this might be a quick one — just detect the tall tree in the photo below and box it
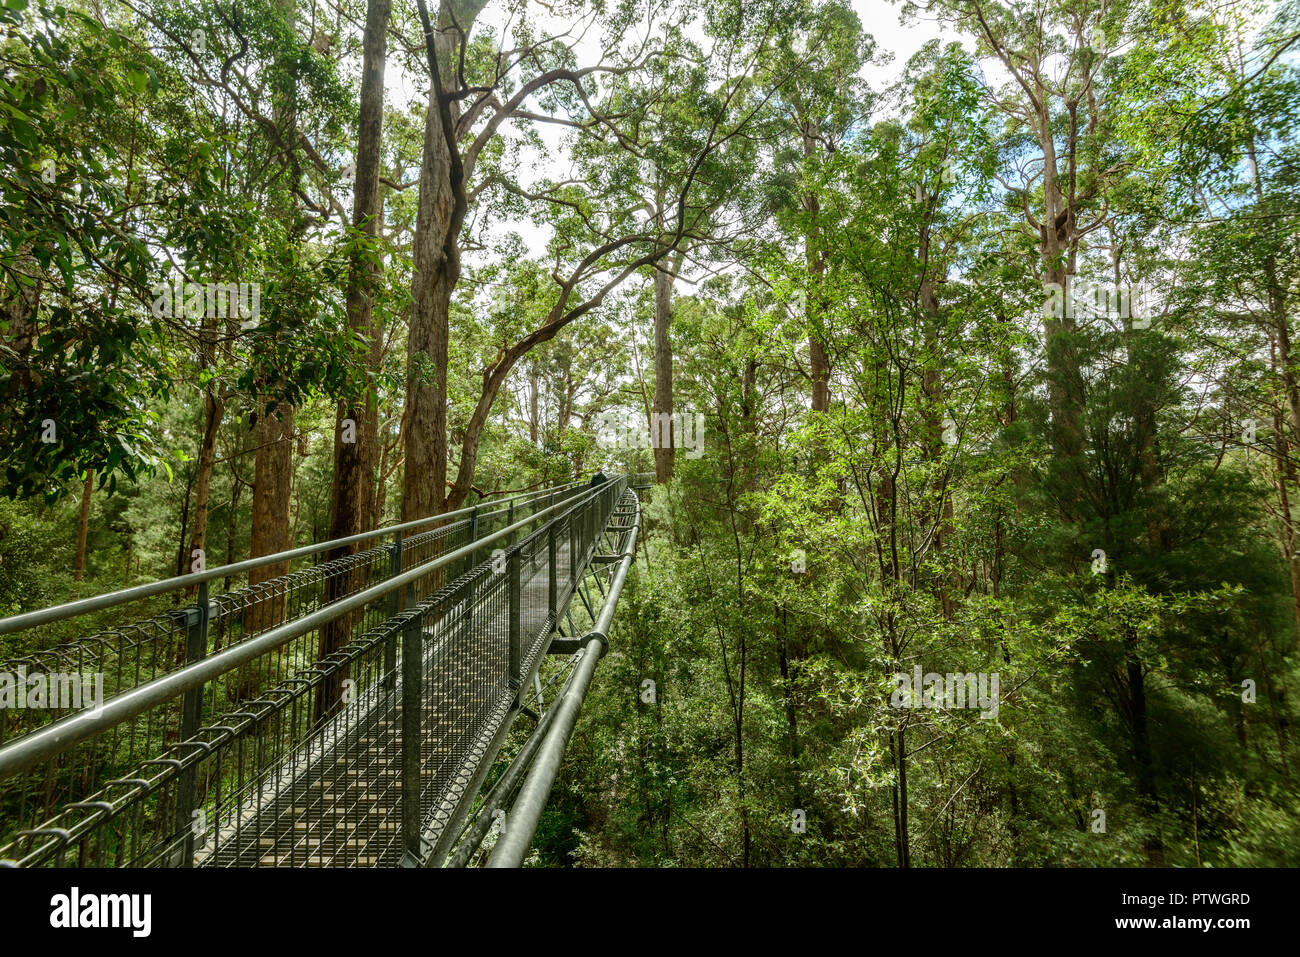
[401,0,785,516]
[915,0,1133,462]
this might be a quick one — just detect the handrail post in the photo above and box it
[387,534,404,614]
[547,522,558,624]
[508,548,521,706]
[466,506,480,579]
[174,578,209,867]
[570,511,579,590]
[400,609,423,866]
[384,535,403,692]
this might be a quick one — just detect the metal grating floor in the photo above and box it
[198,540,580,868]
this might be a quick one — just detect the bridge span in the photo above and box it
[0,475,644,867]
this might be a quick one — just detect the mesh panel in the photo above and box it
[0,481,629,868]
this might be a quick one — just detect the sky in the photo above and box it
[853,0,950,88]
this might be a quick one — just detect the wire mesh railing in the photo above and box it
[439,490,641,868]
[0,477,627,867]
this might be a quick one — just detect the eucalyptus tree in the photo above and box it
[315,0,394,719]
[327,0,393,551]
[564,20,763,484]
[906,0,1145,464]
[1113,0,1300,635]
[759,0,874,418]
[399,0,793,518]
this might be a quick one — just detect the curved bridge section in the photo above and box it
[0,476,643,868]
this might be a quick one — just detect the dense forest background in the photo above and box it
[2,0,1300,866]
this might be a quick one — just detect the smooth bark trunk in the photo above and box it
[73,472,93,583]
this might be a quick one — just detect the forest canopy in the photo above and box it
[1,0,1299,867]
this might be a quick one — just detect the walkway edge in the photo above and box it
[485,491,640,867]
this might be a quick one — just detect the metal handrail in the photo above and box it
[0,476,627,780]
[486,490,640,867]
[0,481,583,636]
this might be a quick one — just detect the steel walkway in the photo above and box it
[0,475,644,868]
[197,536,568,867]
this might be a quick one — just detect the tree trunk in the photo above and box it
[558,371,574,443]
[808,337,830,413]
[1036,102,1086,462]
[528,362,541,445]
[401,91,458,520]
[1125,645,1159,856]
[175,470,193,579]
[1271,398,1300,640]
[365,289,384,530]
[246,0,300,626]
[776,603,798,761]
[2,243,41,403]
[401,0,486,520]
[329,0,390,547]
[188,373,224,586]
[375,424,392,527]
[73,471,93,583]
[223,470,245,594]
[318,0,392,724]
[918,194,954,615]
[803,131,830,415]
[652,252,679,483]
[248,404,295,619]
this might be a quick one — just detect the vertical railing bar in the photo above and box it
[400,608,423,865]
[384,534,403,693]
[509,548,522,707]
[547,522,558,624]
[570,512,578,592]
[174,578,209,867]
